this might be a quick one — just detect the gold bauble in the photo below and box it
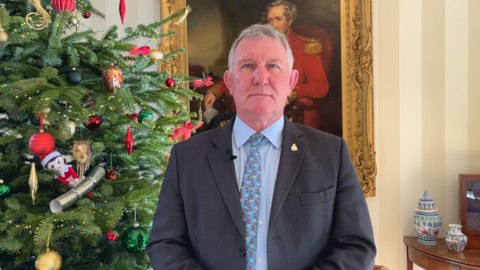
[43,119,50,126]
[35,249,62,270]
[0,28,8,44]
[148,49,164,62]
[60,120,76,140]
[69,15,79,26]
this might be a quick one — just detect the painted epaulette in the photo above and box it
[298,35,323,55]
[219,119,230,127]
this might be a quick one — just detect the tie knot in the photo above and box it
[251,133,265,147]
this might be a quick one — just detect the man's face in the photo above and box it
[266,5,293,33]
[224,37,298,126]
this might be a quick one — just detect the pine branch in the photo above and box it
[39,67,59,79]
[102,25,119,41]
[72,45,98,63]
[112,42,132,51]
[1,62,40,77]
[0,78,47,95]
[4,197,21,211]
[152,31,177,40]
[157,48,186,63]
[41,51,63,67]
[148,6,192,29]
[0,235,22,254]
[19,88,60,111]
[59,88,85,112]
[75,0,105,19]
[66,46,80,67]
[61,29,95,43]
[0,42,8,58]
[0,135,18,146]
[129,57,151,73]
[12,45,41,62]
[49,11,70,49]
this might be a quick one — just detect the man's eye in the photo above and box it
[58,160,61,164]
[243,64,253,68]
[268,64,278,69]
[51,165,54,168]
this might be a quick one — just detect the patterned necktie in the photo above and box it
[240,133,265,270]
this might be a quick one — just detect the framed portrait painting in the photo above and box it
[158,0,376,197]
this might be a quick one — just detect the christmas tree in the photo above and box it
[0,0,200,269]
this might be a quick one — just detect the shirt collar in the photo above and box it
[233,115,284,149]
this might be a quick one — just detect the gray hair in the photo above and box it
[228,24,294,71]
[262,0,298,22]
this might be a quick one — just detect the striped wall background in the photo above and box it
[90,0,480,269]
[374,0,480,268]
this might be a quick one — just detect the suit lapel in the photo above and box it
[269,119,307,230]
[207,119,245,239]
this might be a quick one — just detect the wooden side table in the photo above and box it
[404,236,480,270]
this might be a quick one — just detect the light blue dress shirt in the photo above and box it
[232,116,283,269]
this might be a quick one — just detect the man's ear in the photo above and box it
[288,69,299,94]
[224,70,232,94]
[287,19,293,27]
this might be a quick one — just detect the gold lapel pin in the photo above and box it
[291,143,298,152]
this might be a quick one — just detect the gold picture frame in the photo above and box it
[158,0,376,197]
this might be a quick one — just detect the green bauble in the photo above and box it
[121,225,149,253]
[138,110,154,124]
[0,181,11,197]
[66,68,82,85]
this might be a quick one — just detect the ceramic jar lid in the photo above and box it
[416,191,437,212]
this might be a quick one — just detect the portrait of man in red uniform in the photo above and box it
[202,0,334,131]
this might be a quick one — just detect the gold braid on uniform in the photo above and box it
[297,35,323,55]
[219,119,230,127]
[205,84,221,99]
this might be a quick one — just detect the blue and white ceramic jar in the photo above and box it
[444,224,468,252]
[413,191,442,245]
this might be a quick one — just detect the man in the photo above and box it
[204,0,329,130]
[147,24,375,270]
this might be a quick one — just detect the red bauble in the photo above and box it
[82,11,91,19]
[129,113,138,121]
[105,169,117,180]
[29,131,55,156]
[86,192,99,199]
[102,64,123,94]
[125,126,134,155]
[84,116,103,132]
[165,78,175,88]
[106,230,118,241]
[119,0,126,24]
[50,0,76,13]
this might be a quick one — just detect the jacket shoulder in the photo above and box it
[293,122,343,145]
[172,128,219,156]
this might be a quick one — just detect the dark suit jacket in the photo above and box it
[147,117,376,270]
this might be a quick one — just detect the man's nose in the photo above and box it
[253,66,269,85]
